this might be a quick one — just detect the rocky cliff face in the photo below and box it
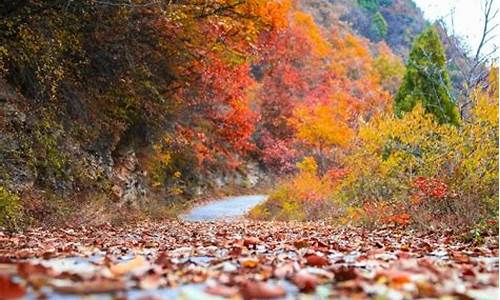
[0,79,152,220]
[0,82,35,193]
[111,151,147,207]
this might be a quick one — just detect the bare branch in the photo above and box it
[474,0,498,62]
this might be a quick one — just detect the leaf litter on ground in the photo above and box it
[0,220,498,299]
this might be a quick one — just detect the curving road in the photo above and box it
[181,194,268,222]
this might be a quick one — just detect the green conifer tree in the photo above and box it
[394,27,460,125]
[371,12,388,41]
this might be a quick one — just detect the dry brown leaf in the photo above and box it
[273,263,294,279]
[241,258,259,268]
[293,239,310,249]
[291,270,318,292]
[229,246,243,257]
[52,278,126,294]
[110,256,148,276]
[239,281,286,300]
[0,276,27,299]
[376,270,412,287]
[17,262,55,279]
[243,237,260,248]
[205,284,239,298]
[333,267,358,282]
[139,274,164,290]
[305,255,329,267]
[416,280,437,298]
[450,251,470,263]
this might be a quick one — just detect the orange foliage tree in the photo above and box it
[255,8,393,174]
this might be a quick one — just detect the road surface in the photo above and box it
[181,194,268,221]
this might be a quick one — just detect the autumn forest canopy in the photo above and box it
[0,0,498,238]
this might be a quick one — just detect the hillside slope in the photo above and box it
[298,0,427,56]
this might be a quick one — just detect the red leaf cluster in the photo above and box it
[413,176,449,199]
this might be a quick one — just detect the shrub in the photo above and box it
[249,157,344,221]
[373,43,405,94]
[0,187,22,230]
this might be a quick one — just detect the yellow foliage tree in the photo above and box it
[249,156,339,221]
[292,11,331,57]
[373,43,405,95]
[290,99,353,172]
[291,100,353,150]
[457,67,498,214]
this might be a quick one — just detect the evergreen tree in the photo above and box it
[371,12,388,41]
[394,26,460,125]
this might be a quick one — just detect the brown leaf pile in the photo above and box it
[0,220,497,299]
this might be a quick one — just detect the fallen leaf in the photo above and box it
[17,262,55,278]
[291,270,318,292]
[294,239,310,249]
[462,268,475,277]
[205,284,239,298]
[333,267,357,282]
[391,273,411,286]
[139,274,164,290]
[228,246,243,256]
[155,252,171,267]
[376,270,412,287]
[239,280,286,299]
[400,244,411,252]
[416,280,437,298]
[241,258,259,268]
[0,276,26,299]
[110,256,148,276]
[52,278,126,294]
[305,255,329,267]
[274,263,294,279]
[450,251,470,263]
[243,237,260,248]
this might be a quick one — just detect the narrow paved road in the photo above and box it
[181,194,267,221]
